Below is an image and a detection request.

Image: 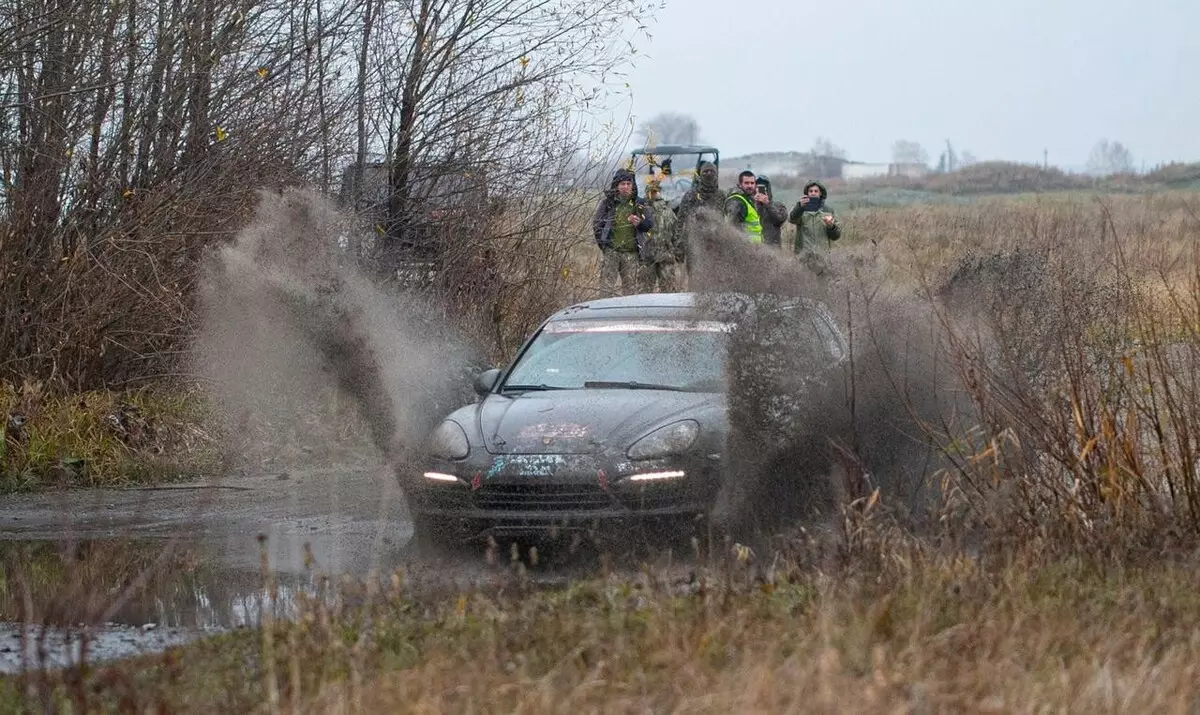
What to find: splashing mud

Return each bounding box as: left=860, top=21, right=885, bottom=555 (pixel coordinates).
left=191, top=188, right=480, bottom=469
left=683, top=208, right=970, bottom=536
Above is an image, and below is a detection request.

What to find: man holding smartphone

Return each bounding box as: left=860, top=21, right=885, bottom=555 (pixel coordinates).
left=788, top=180, right=841, bottom=256
left=753, top=174, right=788, bottom=248
left=725, top=170, right=768, bottom=242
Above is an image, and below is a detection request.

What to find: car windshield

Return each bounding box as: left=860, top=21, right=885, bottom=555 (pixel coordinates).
left=502, top=319, right=732, bottom=392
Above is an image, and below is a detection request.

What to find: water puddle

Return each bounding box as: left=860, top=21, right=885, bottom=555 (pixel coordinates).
left=0, top=537, right=324, bottom=673
left=0, top=528, right=699, bottom=673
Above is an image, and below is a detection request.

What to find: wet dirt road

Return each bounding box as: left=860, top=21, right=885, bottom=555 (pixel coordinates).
left=0, top=463, right=411, bottom=577
left=0, top=464, right=455, bottom=672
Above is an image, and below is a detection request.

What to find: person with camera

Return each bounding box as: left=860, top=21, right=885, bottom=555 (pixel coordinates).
left=788, top=180, right=841, bottom=256
left=753, top=174, right=788, bottom=249
left=725, top=170, right=770, bottom=243
left=593, top=168, right=654, bottom=295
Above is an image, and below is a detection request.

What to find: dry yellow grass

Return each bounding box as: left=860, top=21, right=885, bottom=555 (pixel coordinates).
left=286, top=545, right=1200, bottom=714
left=0, top=380, right=221, bottom=491
left=8, top=189, right=1200, bottom=714
left=19, top=540, right=1200, bottom=713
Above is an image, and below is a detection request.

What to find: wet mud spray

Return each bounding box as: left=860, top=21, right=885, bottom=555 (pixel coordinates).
left=192, top=190, right=973, bottom=552
left=685, top=208, right=972, bottom=538
left=191, top=188, right=479, bottom=476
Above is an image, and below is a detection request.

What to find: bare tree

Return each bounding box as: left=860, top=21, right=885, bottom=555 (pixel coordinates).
left=342, top=0, right=651, bottom=266
left=0, top=0, right=363, bottom=387
left=811, top=136, right=846, bottom=159
left=635, top=111, right=703, bottom=147
left=892, top=139, right=929, bottom=167
left=0, top=0, right=654, bottom=386
left=1086, top=138, right=1134, bottom=176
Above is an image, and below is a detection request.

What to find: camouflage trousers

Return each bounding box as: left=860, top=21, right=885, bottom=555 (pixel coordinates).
left=642, top=260, right=681, bottom=293
left=600, top=248, right=644, bottom=296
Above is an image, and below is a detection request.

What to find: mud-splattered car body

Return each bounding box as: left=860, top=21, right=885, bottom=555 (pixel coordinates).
left=401, top=292, right=848, bottom=543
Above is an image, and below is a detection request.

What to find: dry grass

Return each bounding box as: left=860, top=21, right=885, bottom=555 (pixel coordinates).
left=0, top=380, right=222, bottom=492
left=6, top=189, right=1200, bottom=712
left=333, top=554, right=1200, bottom=714
left=839, top=190, right=1199, bottom=293
left=10, top=538, right=1200, bottom=714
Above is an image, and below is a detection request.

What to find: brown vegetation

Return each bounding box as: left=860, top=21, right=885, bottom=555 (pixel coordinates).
left=0, top=0, right=649, bottom=394
left=6, top=190, right=1200, bottom=711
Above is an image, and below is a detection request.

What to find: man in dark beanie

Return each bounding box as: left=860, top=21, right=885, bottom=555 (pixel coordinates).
left=593, top=167, right=654, bottom=295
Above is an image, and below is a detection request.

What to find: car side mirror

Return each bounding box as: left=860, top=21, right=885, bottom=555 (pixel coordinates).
left=473, top=368, right=501, bottom=396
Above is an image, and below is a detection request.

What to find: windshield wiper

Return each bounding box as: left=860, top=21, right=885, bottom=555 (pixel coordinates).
left=500, top=383, right=566, bottom=392
left=583, top=380, right=694, bottom=392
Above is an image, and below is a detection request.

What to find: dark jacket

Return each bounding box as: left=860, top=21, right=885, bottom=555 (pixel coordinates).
left=754, top=175, right=788, bottom=247
left=788, top=180, right=841, bottom=254
left=593, top=169, right=654, bottom=259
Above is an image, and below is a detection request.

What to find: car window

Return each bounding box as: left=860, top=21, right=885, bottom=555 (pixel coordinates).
left=503, top=319, right=732, bottom=391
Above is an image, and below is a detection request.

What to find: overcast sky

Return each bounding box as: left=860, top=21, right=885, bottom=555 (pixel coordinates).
left=615, top=0, right=1197, bottom=169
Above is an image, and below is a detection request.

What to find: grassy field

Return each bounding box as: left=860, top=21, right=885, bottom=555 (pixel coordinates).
left=8, top=537, right=1200, bottom=712
left=5, top=188, right=1200, bottom=712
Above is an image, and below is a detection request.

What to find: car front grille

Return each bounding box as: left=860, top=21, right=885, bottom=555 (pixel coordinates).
left=473, top=484, right=616, bottom=511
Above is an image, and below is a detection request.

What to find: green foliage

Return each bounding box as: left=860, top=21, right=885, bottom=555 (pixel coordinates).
left=0, top=382, right=222, bottom=492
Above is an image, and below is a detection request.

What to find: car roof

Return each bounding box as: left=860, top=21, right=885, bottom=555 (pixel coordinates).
left=546, top=292, right=829, bottom=323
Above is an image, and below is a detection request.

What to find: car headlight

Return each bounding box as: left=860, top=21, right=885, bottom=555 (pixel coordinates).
left=428, top=420, right=470, bottom=460
left=627, top=420, right=699, bottom=460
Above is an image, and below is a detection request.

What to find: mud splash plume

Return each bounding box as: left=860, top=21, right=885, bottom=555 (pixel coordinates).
left=684, top=208, right=969, bottom=533
left=191, top=188, right=478, bottom=469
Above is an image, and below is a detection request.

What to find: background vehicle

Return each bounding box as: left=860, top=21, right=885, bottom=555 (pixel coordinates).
left=628, top=145, right=720, bottom=210
left=401, top=292, right=848, bottom=547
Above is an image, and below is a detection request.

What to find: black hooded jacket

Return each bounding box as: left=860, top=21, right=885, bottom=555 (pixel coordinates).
left=754, top=175, right=788, bottom=247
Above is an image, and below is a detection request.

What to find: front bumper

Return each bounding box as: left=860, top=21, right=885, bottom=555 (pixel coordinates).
left=402, top=451, right=721, bottom=532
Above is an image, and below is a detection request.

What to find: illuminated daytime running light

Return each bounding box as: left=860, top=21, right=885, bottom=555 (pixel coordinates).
left=628, top=470, right=685, bottom=482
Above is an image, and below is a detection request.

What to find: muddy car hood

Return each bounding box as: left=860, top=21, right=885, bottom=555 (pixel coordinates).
left=474, top=389, right=723, bottom=455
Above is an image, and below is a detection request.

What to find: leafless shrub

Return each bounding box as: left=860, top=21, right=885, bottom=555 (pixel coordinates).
left=0, top=0, right=649, bottom=392
left=917, top=198, right=1200, bottom=553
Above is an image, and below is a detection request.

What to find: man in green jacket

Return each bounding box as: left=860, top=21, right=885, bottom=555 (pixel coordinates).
left=593, top=168, right=654, bottom=295
left=788, top=180, right=841, bottom=256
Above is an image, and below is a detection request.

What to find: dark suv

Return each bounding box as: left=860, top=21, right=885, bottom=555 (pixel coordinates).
left=401, top=291, right=848, bottom=545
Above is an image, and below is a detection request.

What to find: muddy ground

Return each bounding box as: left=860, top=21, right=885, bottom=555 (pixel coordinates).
left=0, top=464, right=687, bottom=672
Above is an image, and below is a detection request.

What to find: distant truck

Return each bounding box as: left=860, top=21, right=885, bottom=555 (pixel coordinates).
left=628, top=144, right=720, bottom=210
